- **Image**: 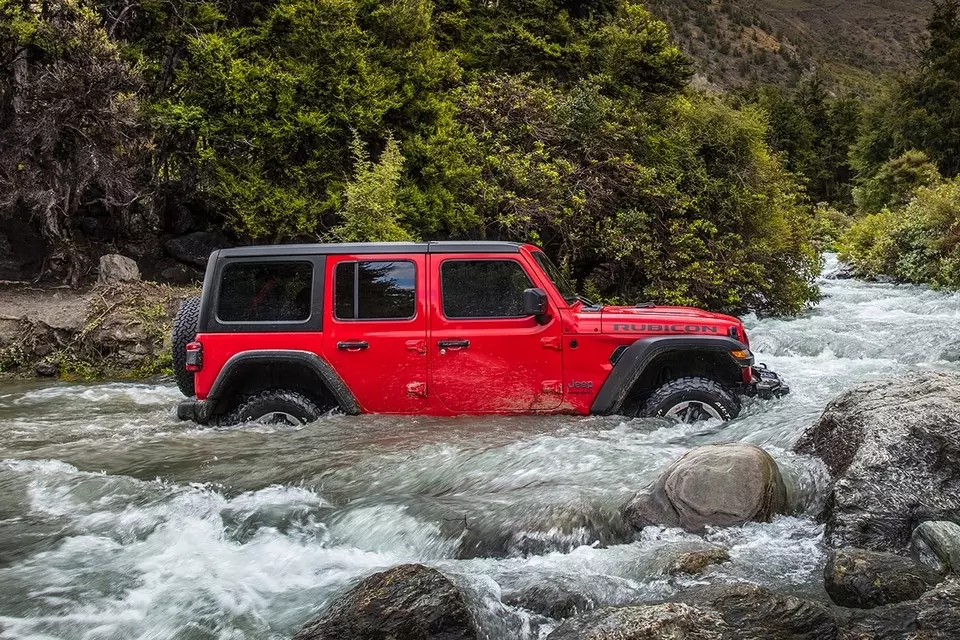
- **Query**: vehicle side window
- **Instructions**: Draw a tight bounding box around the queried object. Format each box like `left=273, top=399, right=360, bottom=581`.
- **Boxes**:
left=218, top=262, right=313, bottom=323
left=334, top=261, right=416, bottom=320
left=441, top=260, right=533, bottom=319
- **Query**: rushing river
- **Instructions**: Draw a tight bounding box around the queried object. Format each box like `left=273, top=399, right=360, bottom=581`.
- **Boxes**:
left=2, top=255, right=960, bottom=639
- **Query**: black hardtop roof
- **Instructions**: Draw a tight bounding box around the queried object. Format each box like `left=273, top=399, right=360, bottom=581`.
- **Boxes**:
left=216, top=241, right=525, bottom=258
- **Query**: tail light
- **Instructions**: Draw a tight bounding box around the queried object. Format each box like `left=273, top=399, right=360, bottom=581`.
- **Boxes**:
left=185, top=342, right=203, bottom=372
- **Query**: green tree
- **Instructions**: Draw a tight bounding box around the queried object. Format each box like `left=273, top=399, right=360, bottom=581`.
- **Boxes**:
left=333, top=134, right=413, bottom=242
left=853, top=150, right=942, bottom=213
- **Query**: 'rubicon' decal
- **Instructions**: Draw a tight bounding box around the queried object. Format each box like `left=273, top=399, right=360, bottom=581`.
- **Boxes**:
left=612, top=323, right=720, bottom=333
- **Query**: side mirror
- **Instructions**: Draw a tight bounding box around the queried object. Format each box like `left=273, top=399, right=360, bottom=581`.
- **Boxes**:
left=522, top=287, right=548, bottom=317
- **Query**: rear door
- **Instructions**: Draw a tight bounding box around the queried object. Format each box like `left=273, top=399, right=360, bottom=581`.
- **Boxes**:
left=322, top=254, right=428, bottom=413
left=428, top=255, right=564, bottom=412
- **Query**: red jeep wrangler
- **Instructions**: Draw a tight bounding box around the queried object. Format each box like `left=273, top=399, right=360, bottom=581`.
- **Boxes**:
left=172, top=242, right=788, bottom=426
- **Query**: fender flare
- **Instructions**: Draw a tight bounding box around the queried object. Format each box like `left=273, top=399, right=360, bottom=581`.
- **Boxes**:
left=207, top=350, right=361, bottom=415
left=590, top=336, right=753, bottom=416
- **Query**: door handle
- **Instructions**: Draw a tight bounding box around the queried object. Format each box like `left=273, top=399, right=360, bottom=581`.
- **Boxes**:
left=337, top=341, right=369, bottom=351
left=437, top=339, right=470, bottom=350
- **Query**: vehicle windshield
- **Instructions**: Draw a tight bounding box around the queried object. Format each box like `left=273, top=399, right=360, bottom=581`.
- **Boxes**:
left=532, top=251, right=580, bottom=306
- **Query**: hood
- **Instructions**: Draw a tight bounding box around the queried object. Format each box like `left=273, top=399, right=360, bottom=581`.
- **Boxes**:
left=599, top=304, right=746, bottom=342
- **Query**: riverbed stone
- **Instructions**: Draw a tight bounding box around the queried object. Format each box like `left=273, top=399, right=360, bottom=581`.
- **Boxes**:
left=546, top=602, right=729, bottom=640
left=677, top=583, right=840, bottom=639
left=34, top=362, right=57, bottom=377
left=794, top=371, right=960, bottom=551
left=825, top=547, right=942, bottom=609
left=838, top=579, right=960, bottom=638
left=291, top=564, right=479, bottom=640
left=664, top=547, right=730, bottom=576
left=911, top=521, right=960, bottom=575
left=97, top=254, right=140, bottom=285
left=623, top=443, right=787, bottom=533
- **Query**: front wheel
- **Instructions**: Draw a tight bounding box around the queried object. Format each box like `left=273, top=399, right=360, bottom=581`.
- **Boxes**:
left=222, top=390, right=323, bottom=426
left=640, top=377, right=741, bottom=423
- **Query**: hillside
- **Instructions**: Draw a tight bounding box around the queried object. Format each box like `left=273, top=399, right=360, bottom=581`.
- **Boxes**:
left=646, top=0, right=932, bottom=92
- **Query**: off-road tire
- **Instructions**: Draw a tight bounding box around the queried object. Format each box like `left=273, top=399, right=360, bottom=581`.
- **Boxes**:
left=171, top=296, right=201, bottom=397
left=640, top=376, right=742, bottom=422
left=222, top=389, right=323, bottom=426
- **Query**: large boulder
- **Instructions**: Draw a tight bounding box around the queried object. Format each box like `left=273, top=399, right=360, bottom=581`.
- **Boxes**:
left=824, top=548, right=942, bottom=609
left=163, top=231, right=229, bottom=268
left=98, top=254, right=140, bottom=285
left=794, top=371, right=960, bottom=551
left=623, top=443, right=787, bottom=533
left=292, top=564, right=479, bottom=640
left=911, top=521, right=960, bottom=575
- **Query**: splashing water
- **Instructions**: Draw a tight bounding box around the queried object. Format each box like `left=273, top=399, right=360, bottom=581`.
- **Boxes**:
left=2, top=255, right=959, bottom=639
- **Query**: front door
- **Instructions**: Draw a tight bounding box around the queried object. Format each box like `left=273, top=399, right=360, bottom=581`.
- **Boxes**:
left=428, top=255, right=563, bottom=412
left=322, top=254, right=428, bottom=413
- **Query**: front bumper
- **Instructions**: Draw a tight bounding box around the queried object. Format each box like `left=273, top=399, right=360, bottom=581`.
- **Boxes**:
left=177, top=397, right=215, bottom=425
left=742, top=364, right=790, bottom=400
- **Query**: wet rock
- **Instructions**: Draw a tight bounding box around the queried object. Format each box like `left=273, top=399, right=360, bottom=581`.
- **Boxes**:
left=824, top=263, right=856, bottom=280
left=838, top=579, right=960, bottom=638
left=97, top=254, right=140, bottom=285
left=34, top=362, right=57, bottom=377
left=678, top=583, right=839, bottom=640
left=794, top=371, right=960, bottom=551
left=911, top=521, right=960, bottom=574
left=164, top=231, right=228, bottom=268
left=504, top=581, right=594, bottom=620
left=825, top=548, right=942, bottom=609
left=547, top=602, right=729, bottom=640
left=623, top=443, right=787, bottom=534
left=292, top=564, right=479, bottom=640
left=665, top=547, right=730, bottom=576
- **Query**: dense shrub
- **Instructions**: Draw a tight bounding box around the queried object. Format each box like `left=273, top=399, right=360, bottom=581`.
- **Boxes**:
left=839, top=178, right=960, bottom=286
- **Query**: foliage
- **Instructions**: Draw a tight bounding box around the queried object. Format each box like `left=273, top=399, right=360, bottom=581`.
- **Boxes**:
left=333, top=135, right=413, bottom=242
left=0, top=0, right=151, bottom=283
left=839, top=178, right=960, bottom=286
left=851, top=0, right=960, bottom=182
left=853, top=150, right=942, bottom=214
left=812, top=203, right=853, bottom=252
left=0, top=0, right=825, bottom=314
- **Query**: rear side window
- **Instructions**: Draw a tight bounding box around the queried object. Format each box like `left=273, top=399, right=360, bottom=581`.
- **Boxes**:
left=441, top=260, right=533, bottom=318
left=335, top=261, right=416, bottom=320
left=217, top=262, right=313, bottom=323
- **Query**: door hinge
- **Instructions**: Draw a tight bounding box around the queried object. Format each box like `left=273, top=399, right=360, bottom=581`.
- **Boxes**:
left=541, top=337, right=562, bottom=351
left=406, top=381, right=428, bottom=398
left=405, top=339, right=427, bottom=355
left=541, top=380, right=563, bottom=395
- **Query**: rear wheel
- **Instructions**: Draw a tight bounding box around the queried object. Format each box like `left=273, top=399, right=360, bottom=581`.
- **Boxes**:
left=640, top=377, right=741, bottom=423
left=171, top=296, right=201, bottom=397
left=222, top=390, right=323, bottom=426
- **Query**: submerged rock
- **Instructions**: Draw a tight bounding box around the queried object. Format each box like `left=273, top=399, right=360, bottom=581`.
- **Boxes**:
left=623, top=443, right=787, bottom=534
left=794, top=371, right=960, bottom=551
left=824, top=548, right=941, bottom=609
left=547, top=602, right=729, bottom=640
left=911, top=521, right=960, bottom=575
left=292, top=564, right=479, bottom=640
left=665, top=547, right=730, bottom=576
left=504, top=581, right=595, bottom=620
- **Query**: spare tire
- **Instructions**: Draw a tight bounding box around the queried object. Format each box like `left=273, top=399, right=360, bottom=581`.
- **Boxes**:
left=171, top=295, right=201, bottom=397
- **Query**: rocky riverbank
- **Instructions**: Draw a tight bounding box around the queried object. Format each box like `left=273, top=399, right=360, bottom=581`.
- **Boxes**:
left=289, top=371, right=960, bottom=639
left=0, top=275, right=195, bottom=380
